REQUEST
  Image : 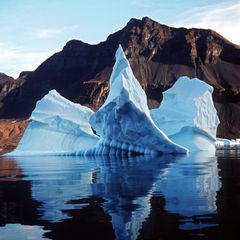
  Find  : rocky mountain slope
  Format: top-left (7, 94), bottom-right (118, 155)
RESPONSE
top-left (0, 17), bottom-right (240, 138)
top-left (0, 72), bottom-right (14, 82)
top-left (0, 119), bottom-right (29, 154)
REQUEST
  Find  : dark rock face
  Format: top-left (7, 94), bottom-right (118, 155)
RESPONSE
top-left (0, 73), bottom-right (14, 109)
top-left (0, 72), bottom-right (14, 83)
top-left (0, 17), bottom-right (240, 138)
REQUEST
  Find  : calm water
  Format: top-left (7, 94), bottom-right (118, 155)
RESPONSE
top-left (0, 151), bottom-right (240, 240)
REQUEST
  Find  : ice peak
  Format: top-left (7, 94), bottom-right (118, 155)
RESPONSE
top-left (90, 47), bottom-right (188, 155)
top-left (169, 77), bottom-right (214, 98)
top-left (109, 45), bottom-right (129, 86)
top-left (48, 89), bottom-right (58, 95)
top-left (116, 44), bottom-right (126, 60)
top-left (47, 89), bottom-right (61, 98)
top-left (101, 44), bottom-right (151, 118)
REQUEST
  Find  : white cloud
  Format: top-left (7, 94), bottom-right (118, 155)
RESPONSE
top-left (130, 0), bottom-right (162, 9)
top-left (0, 26), bottom-right (79, 77)
top-left (0, 43), bottom-right (57, 78)
top-left (171, 1), bottom-right (240, 45)
top-left (35, 25), bottom-right (79, 39)
top-left (35, 28), bottom-right (64, 38)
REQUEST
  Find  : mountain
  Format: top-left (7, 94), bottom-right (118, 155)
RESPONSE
top-left (0, 73), bottom-right (14, 102)
top-left (0, 72), bottom-right (14, 82)
top-left (0, 17), bottom-right (240, 138)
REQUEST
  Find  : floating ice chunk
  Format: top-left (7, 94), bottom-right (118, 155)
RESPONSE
top-left (6, 90), bottom-right (98, 156)
top-left (151, 76), bottom-right (220, 152)
top-left (215, 137), bottom-right (240, 150)
top-left (90, 45), bottom-right (188, 155)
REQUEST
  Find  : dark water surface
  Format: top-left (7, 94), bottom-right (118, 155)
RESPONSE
top-left (0, 151), bottom-right (240, 240)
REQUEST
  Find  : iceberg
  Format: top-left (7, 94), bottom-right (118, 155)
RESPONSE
top-left (6, 90), bottom-right (99, 156)
top-left (151, 76), bottom-right (220, 152)
top-left (89, 46), bottom-right (188, 155)
top-left (6, 46), bottom-right (188, 156)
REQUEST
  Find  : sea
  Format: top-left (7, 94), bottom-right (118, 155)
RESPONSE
top-left (0, 150), bottom-right (239, 239)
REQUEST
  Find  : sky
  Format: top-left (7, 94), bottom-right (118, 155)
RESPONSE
top-left (0, 0), bottom-right (239, 78)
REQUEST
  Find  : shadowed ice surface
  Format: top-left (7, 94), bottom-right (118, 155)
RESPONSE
top-left (1, 152), bottom-right (239, 240)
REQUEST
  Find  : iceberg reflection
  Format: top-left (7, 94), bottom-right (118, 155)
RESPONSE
top-left (3, 152), bottom-right (220, 239)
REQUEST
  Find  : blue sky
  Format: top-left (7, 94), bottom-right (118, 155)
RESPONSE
top-left (0, 0), bottom-right (239, 78)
